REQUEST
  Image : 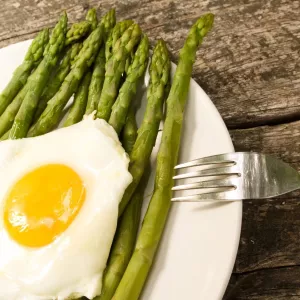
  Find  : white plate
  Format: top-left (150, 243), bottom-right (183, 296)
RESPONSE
top-left (0, 40), bottom-right (242, 300)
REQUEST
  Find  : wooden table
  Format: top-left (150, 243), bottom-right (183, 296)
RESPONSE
top-left (1, 0), bottom-right (299, 299)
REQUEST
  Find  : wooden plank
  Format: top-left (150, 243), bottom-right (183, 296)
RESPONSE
top-left (231, 120), bottom-right (300, 171)
top-left (0, 0), bottom-right (299, 128)
top-left (230, 121), bottom-right (300, 273)
top-left (233, 195), bottom-right (300, 273)
top-left (227, 118), bottom-right (300, 297)
top-left (225, 266), bottom-right (300, 300)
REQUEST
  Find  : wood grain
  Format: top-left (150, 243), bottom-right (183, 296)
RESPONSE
top-left (0, 0), bottom-right (299, 128)
top-left (228, 121), bottom-right (300, 298)
top-left (231, 120), bottom-right (300, 170)
top-left (225, 266), bottom-right (300, 300)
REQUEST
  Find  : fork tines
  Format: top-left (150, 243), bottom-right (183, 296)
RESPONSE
top-left (172, 154), bottom-right (239, 202)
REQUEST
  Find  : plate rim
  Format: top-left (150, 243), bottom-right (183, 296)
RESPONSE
top-left (188, 75), bottom-right (242, 298)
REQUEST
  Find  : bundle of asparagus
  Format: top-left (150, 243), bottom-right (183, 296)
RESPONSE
top-left (0, 7), bottom-right (214, 299)
top-left (113, 13), bottom-right (214, 300)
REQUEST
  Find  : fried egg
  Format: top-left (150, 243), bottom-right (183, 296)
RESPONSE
top-left (0, 116), bottom-right (132, 299)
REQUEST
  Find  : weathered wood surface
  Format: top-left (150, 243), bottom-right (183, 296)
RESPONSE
top-left (0, 0), bottom-right (299, 129)
top-left (226, 266), bottom-right (300, 300)
top-left (231, 122), bottom-right (300, 272)
top-left (225, 122), bottom-right (300, 299)
top-left (0, 0), bottom-right (299, 299)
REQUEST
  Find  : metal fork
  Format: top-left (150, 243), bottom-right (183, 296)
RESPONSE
top-left (172, 152), bottom-right (300, 202)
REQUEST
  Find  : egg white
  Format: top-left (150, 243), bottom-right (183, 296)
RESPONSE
top-left (0, 116), bottom-right (132, 300)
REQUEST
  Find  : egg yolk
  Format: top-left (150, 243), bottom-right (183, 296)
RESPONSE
top-left (3, 164), bottom-right (86, 248)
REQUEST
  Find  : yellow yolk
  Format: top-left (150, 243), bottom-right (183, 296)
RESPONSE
top-left (3, 164), bottom-right (86, 248)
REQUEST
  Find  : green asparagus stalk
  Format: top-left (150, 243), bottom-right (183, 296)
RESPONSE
top-left (0, 29), bottom-right (49, 116)
top-left (9, 13), bottom-right (67, 139)
top-left (101, 9), bottom-right (116, 37)
top-left (124, 51), bottom-right (135, 75)
top-left (105, 20), bottom-right (134, 62)
top-left (63, 71), bottom-right (92, 127)
top-left (97, 23), bottom-right (142, 121)
top-left (122, 106), bottom-right (138, 153)
top-left (86, 8), bottom-right (98, 31)
top-left (96, 107), bottom-right (139, 300)
top-left (113, 14), bottom-right (214, 300)
top-left (64, 8), bottom-right (97, 68)
top-left (65, 21), bottom-right (91, 46)
top-left (0, 40), bottom-right (81, 136)
top-left (85, 9), bottom-right (116, 115)
top-left (118, 39), bottom-right (171, 216)
top-left (85, 47), bottom-right (106, 115)
top-left (0, 129), bottom-right (10, 141)
top-left (34, 8), bottom-right (95, 121)
top-left (98, 175), bottom-right (148, 300)
top-left (109, 35), bottom-right (149, 135)
top-left (0, 84), bottom-right (28, 137)
top-left (33, 43), bottom-right (82, 122)
top-left (27, 24), bottom-right (104, 137)
top-left (103, 20), bottom-right (134, 100)
top-left (0, 67), bottom-right (40, 137)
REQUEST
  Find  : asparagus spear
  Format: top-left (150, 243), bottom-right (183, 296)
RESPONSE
top-left (0, 41), bottom-right (80, 136)
top-left (0, 68), bottom-right (40, 138)
top-left (124, 51), bottom-right (135, 75)
top-left (63, 71), bottom-right (92, 127)
top-left (97, 107), bottom-right (147, 300)
top-left (105, 20), bottom-right (134, 62)
top-left (101, 8), bottom-right (116, 37)
top-left (0, 31), bottom-right (82, 139)
top-left (118, 39), bottom-right (171, 216)
top-left (0, 29), bottom-right (49, 116)
top-left (109, 35), bottom-right (149, 135)
top-left (97, 23), bottom-right (142, 121)
top-left (98, 176), bottom-right (148, 300)
top-left (85, 9), bottom-right (116, 115)
top-left (0, 84), bottom-right (28, 137)
top-left (122, 106), bottom-right (138, 153)
top-left (33, 43), bottom-right (82, 122)
top-left (69, 8), bottom-right (97, 56)
top-left (0, 35), bottom-right (81, 135)
top-left (9, 13), bottom-right (67, 139)
top-left (113, 14), bottom-right (214, 300)
top-left (85, 47), bottom-right (106, 115)
top-left (0, 65), bottom-right (45, 138)
top-left (86, 8), bottom-right (98, 31)
top-left (27, 24), bottom-right (104, 137)
top-left (103, 20), bottom-right (134, 102)
top-left (65, 21), bottom-right (91, 46)
top-left (34, 8), bottom-right (96, 121)
top-left (0, 129), bottom-right (10, 141)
